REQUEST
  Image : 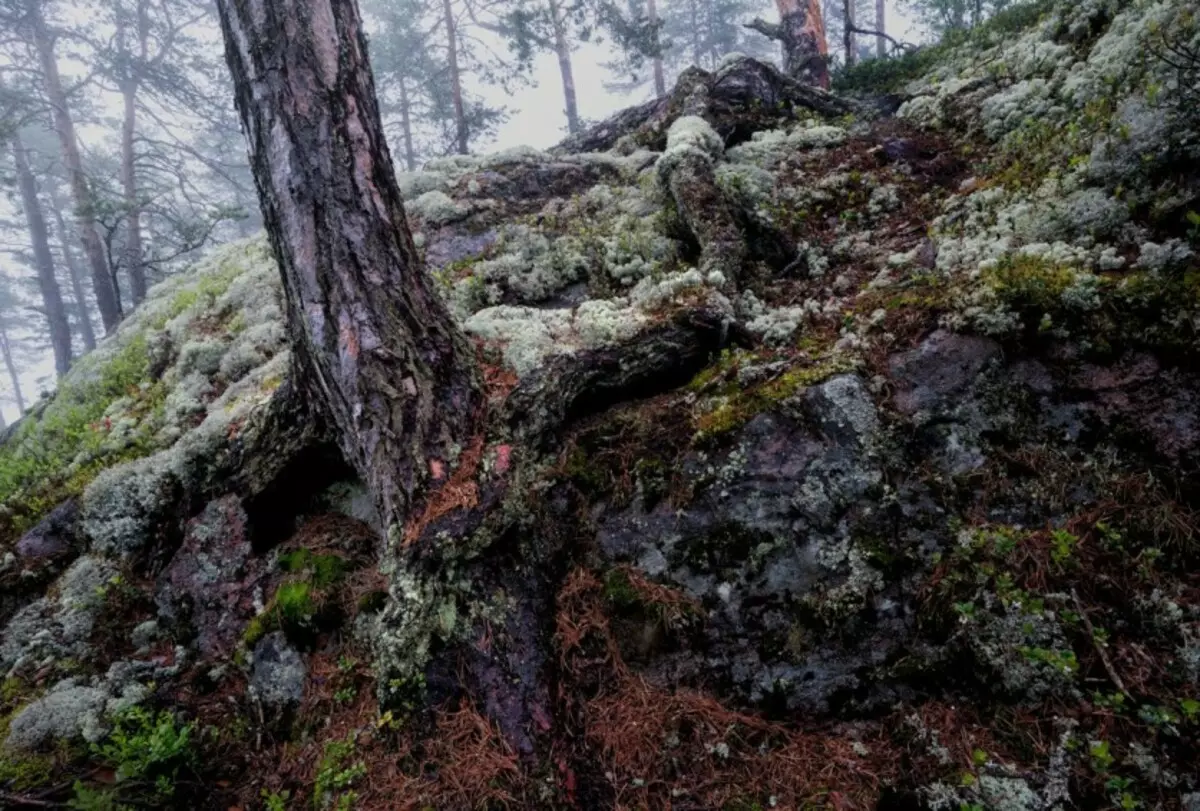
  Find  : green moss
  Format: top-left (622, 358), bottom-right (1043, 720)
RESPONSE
top-left (603, 569), bottom-right (640, 607)
top-left (278, 549), bottom-right (348, 590)
top-left (0, 748), bottom-right (55, 791)
top-left (983, 254), bottom-right (1076, 312)
top-left (276, 581), bottom-right (316, 624)
top-left (150, 260), bottom-right (246, 331)
top-left (0, 334), bottom-right (167, 539)
top-left (693, 357), bottom-right (858, 439)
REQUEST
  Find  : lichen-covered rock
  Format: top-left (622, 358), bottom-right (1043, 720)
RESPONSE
top-left (0, 555), bottom-right (119, 673)
top-left (156, 494), bottom-right (262, 658)
top-left (3, 682), bottom-right (108, 750)
top-left (250, 631), bottom-right (305, 709)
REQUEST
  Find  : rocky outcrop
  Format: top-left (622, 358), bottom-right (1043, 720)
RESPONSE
top-left (1, 2), bottom-right (1199, 808)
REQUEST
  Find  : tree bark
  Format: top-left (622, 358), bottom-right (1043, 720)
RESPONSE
top-left (215, 0), bottom-right (481, 545)
top-left (120, 84), bottom-right (147, 305)
top-left (441, 0), bottom-right (470, 154)
top-left (547, 0), bottom-right (581, 134)
top-left (647, 0), bottom-right (666, 97)
top-left (48, 182), bottom-right (98, 352)
top-left (398, 76), bottom-right (417, 171)
top-left (28, 0), bottom-right (122, 333)
top-left (750, 0), bottom-right (830, 88)
top-left (11, 133), bottom-right (73, 378)
top-left (0, 322), bottom-right (25, 416)
top-left (843, 0), bottom-right (857, 66)
top-left (117, 0), bottom-right (151, 307)
top-left (876, 0), bottom-right (886, 57)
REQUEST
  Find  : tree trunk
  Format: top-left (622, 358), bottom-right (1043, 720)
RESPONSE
top-left (843, 0), bottom-right (856, 66)
top-left (876, 0), bottom-right (886, 57)
top-left (441, 0), bottom-right (470, 154)
top-left (547, 0), bottom-right (581, 134)
top-left (689, 0), bottom-right (702, 67)
top-left (757, 0), bottom-right (830, 88)
top-left (0, 322), bottom-right (25, 415)
top-left (398, 76), bottom-right (417, 171)
top-left (647, 0), bottom-right (666, 96)
top-left (11, 133), bottom-right (73, 378)
top-left (29, 0), bottom-right (122, 333)
top-left (48, 183), bottom-right (97, 352)
top-left (121, 84), bottom-right (147, 305)
top-left (215, 0), bottom-right (481, 545)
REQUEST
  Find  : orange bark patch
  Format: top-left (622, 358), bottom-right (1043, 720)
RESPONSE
top-left (402, 434), bottom-right (484, 546)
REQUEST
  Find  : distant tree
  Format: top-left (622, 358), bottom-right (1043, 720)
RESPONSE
top-left (7, 0), bottom-right (124, 332)
top-left (365, 0), bottom-right (508, 164)
top-left (8, 130), bottom-right (72, 376)
top-left (901, 0), bottom-right (1013, 34)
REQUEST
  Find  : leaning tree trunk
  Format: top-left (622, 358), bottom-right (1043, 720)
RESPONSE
top-left (29, 1), bottom-right (122, 333)
top-left (548, 0), bottom-right (581, 134)
top-left (11, 134), bottom-right (72, 378)
top-left (0, 323), bottom-right (25, 415)
top-left (215, 0), bottom-right (481, 553)
top-left (441, 0), bottom-right (470, 155)
top-left (748, 0), bottom-right (831, 88)
top-left (48, 183), bottom-right (97, 352)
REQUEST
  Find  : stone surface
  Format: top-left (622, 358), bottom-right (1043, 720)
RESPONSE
top-left (250, 631), bottom-right (305, 709)
top-left (156, 494), bottom-right (263, 658)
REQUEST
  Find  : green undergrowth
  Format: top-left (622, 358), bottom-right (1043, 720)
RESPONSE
top-left (0, 335), bottom-right (166, 541)
top-left (835, 0), bottom-right (1054, 94)
top-left (0, 677), bottom-right (56, 793)
top-left (70, 707), bottom-right (196, 810)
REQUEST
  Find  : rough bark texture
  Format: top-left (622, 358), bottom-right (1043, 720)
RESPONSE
top-left (29, 0), bottom-right (122, 333)
top-left (442, 0), bottom-right (470, 155)
top-left (48, 183), bottom-right (97, 352)
top-left (555, 55), bottom-right (854, 155)
top-left (748, 0), bottom-right (831, 88)
top-left (215, 0), bottom-right (481, 542)
top-left (548, 0), bottom-right (581, 134)
top-left (11, 133), bottom-right (73, 378)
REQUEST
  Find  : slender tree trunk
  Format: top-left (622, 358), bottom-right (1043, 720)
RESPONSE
top-left (441, 0), bottom-right (470, 154)
top-left (0, 323), bottom-right (25, 415)
top-left (646, 0), bottom-right (666, 97)
top-left (547, 0), bottom-right (580, 134)
top-left (843, 0), bottom-right (856, 66)
top-left (121, 84), bottom-right (147, 305)
top-left (215, 0), bottom-right (481, 540)
top-left (48, 183), bottom-right (97, 352)
top-left (876, 0), bottom-right (886, 57)
top-left (11, 134), bottom-right (73, 378)
top-left (398, 76), bottom-right (417, 171)
top-left (690, 0), bottom-right (702, 67)
top-left (29, 1), bottom-right (122, 333)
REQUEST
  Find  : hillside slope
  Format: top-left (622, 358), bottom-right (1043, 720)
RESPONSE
top-left (2, 1), bottom-right (1199, 808)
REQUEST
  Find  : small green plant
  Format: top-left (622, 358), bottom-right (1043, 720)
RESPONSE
top-left (1049, 529), bottom-right (1078, 565)
top-left (68, 783), bottom-right (125, 811)
top-left (314, 734), bottom-right (366, 809)
top-left (1089, 739), bottom-right (1115, 772)
top-left (91, 707), bottom-right (194, 793)
top-left (262, 788), bottom-right (291, 811)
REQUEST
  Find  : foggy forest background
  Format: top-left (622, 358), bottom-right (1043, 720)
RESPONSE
top-left (0, 0), bottom-right (1018, 424)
